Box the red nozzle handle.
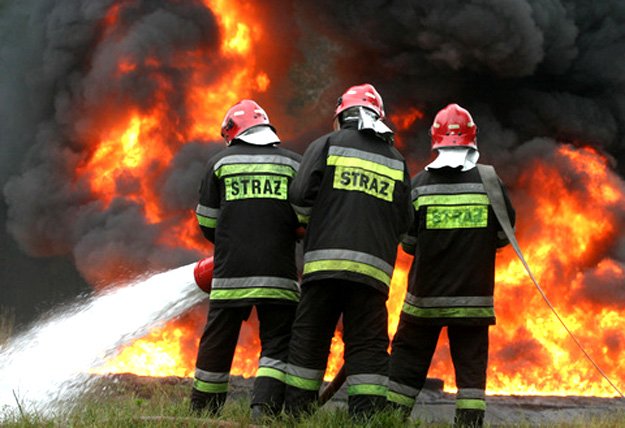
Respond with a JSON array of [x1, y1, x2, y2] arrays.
[[194, 257, 214, 293]]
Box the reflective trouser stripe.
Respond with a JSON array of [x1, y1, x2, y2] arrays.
[[210, 288, 299, 302], [285, 374, 322, 391], [347, 384, 388, 397], [386, 390, 416, 407], [304, 260, 391, 286], [402, 303, 494, 318], [257, 367, 286, 383], [193, 378, 228, 393], [456, 398, 486, 410], [285, 364, 324, 391], [346, 374, 388, 397]]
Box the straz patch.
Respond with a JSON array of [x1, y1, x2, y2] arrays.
[[224, 174, 288, 201], [426, 205, 488, 229], [333, 166, 395, 201]]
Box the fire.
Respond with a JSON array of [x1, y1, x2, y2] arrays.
[[84, 1, 625, 398]]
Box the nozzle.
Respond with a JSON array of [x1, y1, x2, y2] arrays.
[[193, 257, 214, 293]]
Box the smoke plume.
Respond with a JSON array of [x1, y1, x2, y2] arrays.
[[1, 0, 625, 321]]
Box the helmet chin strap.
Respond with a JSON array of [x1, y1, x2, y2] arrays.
[[426, 147, 480, 171]]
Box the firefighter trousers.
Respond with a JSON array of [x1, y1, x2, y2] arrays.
[[284, 280, 389, 419], [190, 303, 296, 415], [387, 321, 489, 427]]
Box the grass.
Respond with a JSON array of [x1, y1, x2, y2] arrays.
[[1, 314, 624, 427], [1, 374, 624, 428]]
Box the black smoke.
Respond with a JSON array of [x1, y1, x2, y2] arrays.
[[2, 0, 625, 324]]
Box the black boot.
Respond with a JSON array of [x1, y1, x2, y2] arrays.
[[190, 389, 226, 416], [454, 408, 484, 427]]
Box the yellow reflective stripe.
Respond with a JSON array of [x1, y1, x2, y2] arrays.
[[387, 390, 415, 407], [456, 398, 486, 410], [285, 374, 322, 391], [347, 384, 388, 397], [210, 288, 299, 302], [414, 193, 490, 209], [193, 379, 228, 393], [196, 214, 217, 228], [303, 260, 391, 286], [257, 367, 286, 383], [426, 205, 488, 229], [296, 213, 309, 224], [402, 303, 494, 318], [215, 163, 296, 178], [327, 155, 404, 181]]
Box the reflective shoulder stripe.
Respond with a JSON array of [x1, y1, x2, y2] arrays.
[[412, 183, 486, 199], [304, 249, 393, 276], [404, 294, 494, 308], [414, 194, 490, 209], [212, 276, 299, 291], [194, 368, 230, 383], [327, 147, 404, 181], [214, 154, 300, 175], [193, 378, 228, 393], [402, 303, 495, 319], [328, 146, 404, 171], [210, 288, 299, 302], [216, 163, 296, 178], [456, 398, 486, 411]]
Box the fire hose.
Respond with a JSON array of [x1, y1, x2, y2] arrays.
[[477, 164, 625, 399], [193, 168, 625, 401]]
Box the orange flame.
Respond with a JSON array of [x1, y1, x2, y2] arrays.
[[85, 2, 625, 398]]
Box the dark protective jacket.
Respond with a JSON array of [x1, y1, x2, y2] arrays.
[[289, 123, 413, 296], [195, 142, 302, 307], [401, 165, 516, 325]]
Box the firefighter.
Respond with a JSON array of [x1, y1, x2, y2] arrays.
[[284, 83, 413, 419], [386, 104, 516, 427], [191, 100, 302, 419]]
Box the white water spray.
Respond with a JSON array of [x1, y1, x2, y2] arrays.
[[0, 262, 206, 419]]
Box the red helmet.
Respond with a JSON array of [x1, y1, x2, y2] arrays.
[[430, 104, 477, 150], [220, 99, 277, 145], [334, 83, 385, 120]]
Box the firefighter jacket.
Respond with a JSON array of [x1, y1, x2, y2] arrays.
[[401, 165, 516, 325], [289, 123, 413, 296], [195, 142, 302, 308]]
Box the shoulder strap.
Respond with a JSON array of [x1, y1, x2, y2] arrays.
[[476, 164, 516, 246]]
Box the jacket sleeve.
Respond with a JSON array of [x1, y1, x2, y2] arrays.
[[288, 137, 329, 226], [496, 177, 516, 248], [195, 158, 221, 243], [400, 177, 418, 254]]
